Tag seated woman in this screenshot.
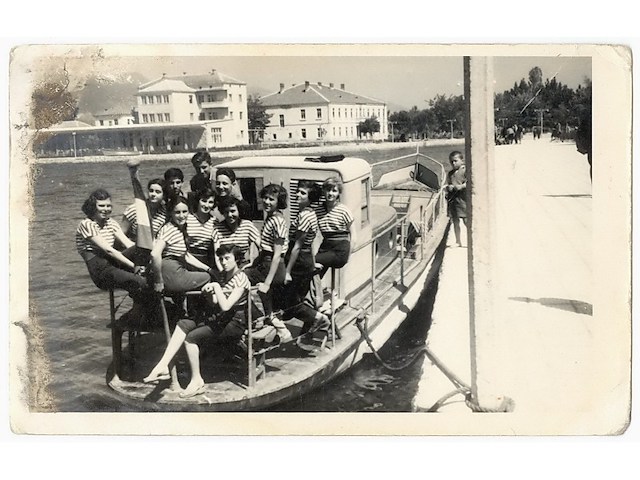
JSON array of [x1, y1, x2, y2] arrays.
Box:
[[212, 196, 260, 269], [76, 188, 148, 298], [143, 244, 251, 398], [244, 184, 292, 342], [282, 181, 330, 343], [316, 176, 357, 274], [186, 188, 217, 269], [151, 196, 212, 295], [121, 177, 167, 241]]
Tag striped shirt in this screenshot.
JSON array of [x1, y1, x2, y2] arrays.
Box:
[[318, 203, 354, 235], [219, 270, 251, 308], [186, 213, 216, 256], [122, 203, 167, 239], [213, 219, 260, 264], [289, 207, 318, 251], [260, 212, 288, 254], [75, 218, 123, 256], [156, 222, 188, 259]]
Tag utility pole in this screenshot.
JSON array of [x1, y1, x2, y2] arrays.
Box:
[[447, 119, 455, 139]]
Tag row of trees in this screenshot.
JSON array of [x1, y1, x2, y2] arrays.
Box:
[[388, 67, 592, 140]]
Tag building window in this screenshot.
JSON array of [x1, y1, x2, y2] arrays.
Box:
[[211, 127, 222, 144], [199, 113, 205, 121], [229, 94, 233, 101], [332, 108, 335, 118], [198, 95, 204, 103], [189, 95, 193, 104], [208, 113, 214, 120], [164, 95, 170, 103], [149, 114, 156, 122], [99, 120, 104, 126], [317, 108, 322, 119], [239, 94, 243, 102], [351, 126, 354, 136], [338, 108, 341, 118], [229, 111, 234, 119], [239, 112, 243, 120], [273, 133, 277, 140], [156, 95, 162, 104], [142, 114, 148, 123], [141, 96, 147, 105], [240, 130, 244, 138], [165, 113, 170, 122], [301, 128, 307, 139], [288, 132, 292, 139], [317, 128, 322, 138], [148, 96, 154, 104], [338, 127, 341, 136], [190, 113, 194, 121], [332, 127, 335, 136], [350, 108, 353, 118], [114, 119, 119, 125], [279, 115, 285, 127], [157, 115, 163, 123], [300, 109, 306, 120]]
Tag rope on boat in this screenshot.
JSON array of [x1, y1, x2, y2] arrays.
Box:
[[355, 313, 514, 413]]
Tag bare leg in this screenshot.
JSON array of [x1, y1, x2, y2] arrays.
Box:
[[452, 217, 462, 246], [143, 327, 187, 383], [181, 341, 205, 397]]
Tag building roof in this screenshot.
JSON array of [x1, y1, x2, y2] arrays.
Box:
[[218, 156, 371, 183], [260, 83, 386, 107], [93, 106, 134, 117], [137, 78, 196, 94], [167, 70, 246, 88], [51, 120, 94, 129]]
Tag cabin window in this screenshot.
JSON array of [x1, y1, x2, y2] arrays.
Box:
[[237, 177, 265, 220], [360, 179, 370, 227]]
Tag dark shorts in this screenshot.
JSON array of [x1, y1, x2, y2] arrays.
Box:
[[84, 251, 148, 295], [161, 257, 211, 293], [178, 309, 246, 347], [316, 237, 350, 269], [244, 251, 286, 286]]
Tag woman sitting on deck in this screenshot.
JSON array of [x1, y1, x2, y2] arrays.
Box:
[[186, 188, 218, 270], [143, 244, 251, 398], [76, 189, 149, 298], [282, 180, 330, 343], [121, 178, 167, 242], [212, 196, 260, 269], [315, 176, 357, 274], [150, 196, 213, 295]]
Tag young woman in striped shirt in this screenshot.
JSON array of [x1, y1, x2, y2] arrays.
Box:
[[121, 178, 167, 241], [186, 188, 217, 269], [76, 189, 148, 297], [150, 196, 212, 294], [144, 245, 251, 397], [212, 196, 260, 269], [283, 181, 330, 339], [245, 184, 292, 342], [316, 176, 357, 275]]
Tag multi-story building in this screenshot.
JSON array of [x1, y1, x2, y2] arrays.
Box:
[[135, 70, 249, 149], [93, 106, 136, 127], [260, 81, 387, 143]]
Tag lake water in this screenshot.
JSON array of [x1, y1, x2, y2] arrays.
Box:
[[28, 143, 455, 412]]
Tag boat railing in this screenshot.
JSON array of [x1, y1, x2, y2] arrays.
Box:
[[373, 146, 446, 188]]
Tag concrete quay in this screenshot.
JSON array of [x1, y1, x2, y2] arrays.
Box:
[[412, 136, 630, 434]]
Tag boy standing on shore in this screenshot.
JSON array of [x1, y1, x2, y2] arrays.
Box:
[[445, 151, 467, 247]]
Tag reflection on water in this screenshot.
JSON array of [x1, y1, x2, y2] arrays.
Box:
[[28, 145, 451, 412]]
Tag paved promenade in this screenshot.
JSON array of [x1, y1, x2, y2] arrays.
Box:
[[412, 135, 630, 434]]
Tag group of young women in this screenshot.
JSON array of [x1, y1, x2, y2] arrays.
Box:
[[75, 154, 356, 397]]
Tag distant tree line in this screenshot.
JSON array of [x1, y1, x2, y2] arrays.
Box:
[[389, 66, 592, 140]]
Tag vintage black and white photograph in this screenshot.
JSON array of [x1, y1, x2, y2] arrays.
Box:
[[8, 44, 631, 435]]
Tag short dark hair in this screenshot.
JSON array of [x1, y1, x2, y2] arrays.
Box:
[[191, 151, 212, 167], [164, 167, 184, 182], [215, 167, 236, 183], [449, 151, 464, 162], [297, 180, 322, 203], [147, 178, 165, 191], [260, 183, 288, 209], [194, 188, 216, 203], [82, 189, 110, 217], [166, 194, 189, 216], [216, 243, 243, 262], [218, 195, 250, 219]]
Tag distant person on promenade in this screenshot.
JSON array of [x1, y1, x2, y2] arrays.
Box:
[[575, 110, 592, 181], [445, 151, 467, 247]]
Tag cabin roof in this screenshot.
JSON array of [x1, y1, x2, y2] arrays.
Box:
[[219, 156, 371, 182]]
